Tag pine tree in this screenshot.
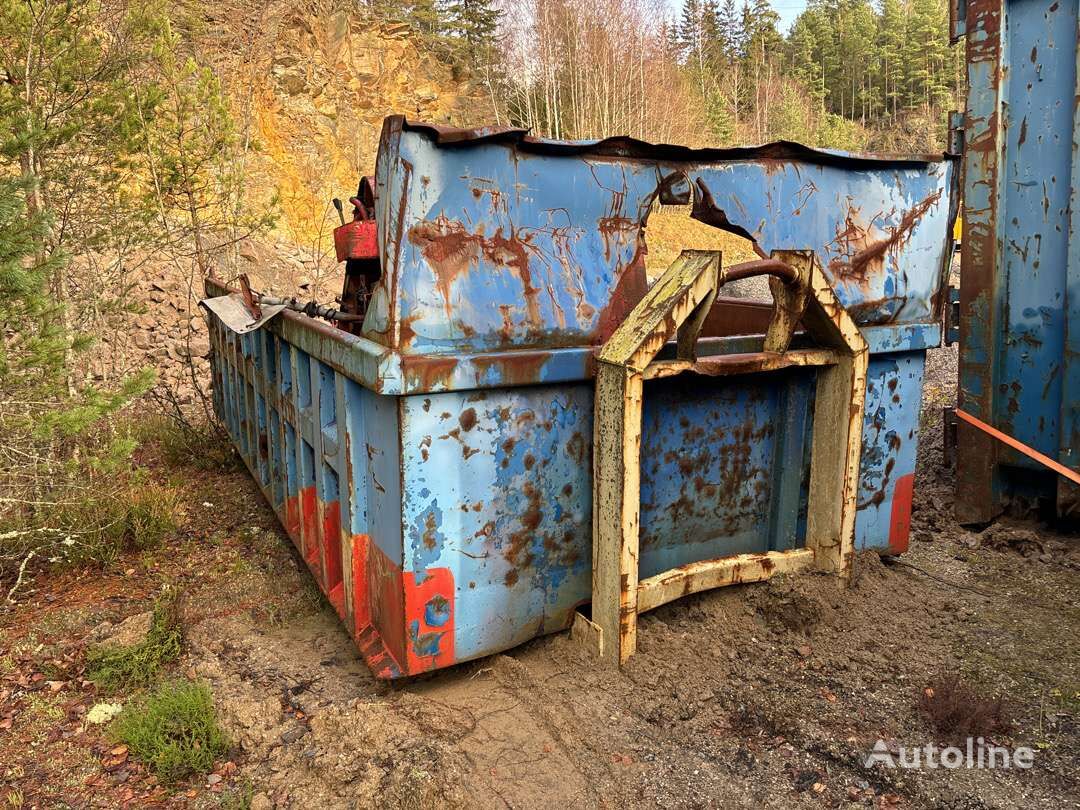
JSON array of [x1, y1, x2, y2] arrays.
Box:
[[739, 0, 754, 58], [718, 0, 743, 57], [781, 0, 957, 148], [906, 0, 949, 112], [144, 20, 274, 277], [742, 0, 780, 55], [0, 0, 163, 398], [702, 0, 723, 61], [662, 15, 682, 61], [787, 12, 826, 108], [0, 177, 68, 397], [678, 0, 703, 65], [445, 0, 501, 63], [877, 0, 906, 116], [405, 0, 442, 37]]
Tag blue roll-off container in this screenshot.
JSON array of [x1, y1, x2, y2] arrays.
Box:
[[953, 0, 1080, 521], [204, 117, 957, 678]]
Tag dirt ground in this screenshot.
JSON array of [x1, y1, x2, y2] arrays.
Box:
[[1, 342, 1078, 810]]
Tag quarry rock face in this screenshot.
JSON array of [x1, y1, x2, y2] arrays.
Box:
[[106, 5, 494, 405]]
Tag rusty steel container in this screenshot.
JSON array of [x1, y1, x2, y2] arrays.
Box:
[[204, 117, 957, 678], [953, 0, 1080, 520]]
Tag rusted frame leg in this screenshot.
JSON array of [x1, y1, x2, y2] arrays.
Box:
[[804, 351, 867, 578], [1059, 45, 1080, 520], [955, 0, 1005, 524], [773, 250, 868, 580], [587, 363, 644, 665]]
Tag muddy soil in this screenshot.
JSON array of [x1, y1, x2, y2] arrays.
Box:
[[1, 343, 1078, 809]]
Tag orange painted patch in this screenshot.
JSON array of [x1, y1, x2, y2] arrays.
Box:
[[404, 568, 455, 673], [300, 486, 319, 567], [349, 534, 407, 676], [322, 500, 343, 614], [285, 494, 301, 538], [350, 535, 371, 633], [888, 473, 915, 554]]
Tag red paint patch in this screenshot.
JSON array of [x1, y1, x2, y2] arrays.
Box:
[[328, 582, 346, 618], [284, 495, 301, 538], [322, 500, 344, 615], [404, 568, 455, 673], [350, 535, 407, 675], [888, 473, 915, 554], [300, 486, 319, 568], [351, 535, 371, 632]]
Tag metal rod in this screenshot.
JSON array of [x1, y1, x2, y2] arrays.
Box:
[[955, 409, 1080, 485], [724, 258, 800, 285], [257, 293, 365, 322]]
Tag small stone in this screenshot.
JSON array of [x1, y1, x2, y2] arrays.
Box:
[[280, 72, 307, 95], [250, 794, 272, 810], [280, 725, 308, 744], [206, 774, 222, 785], [178, 337, 211, 358]]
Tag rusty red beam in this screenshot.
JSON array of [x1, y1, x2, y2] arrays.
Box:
[[955, 409, 1080, 485]]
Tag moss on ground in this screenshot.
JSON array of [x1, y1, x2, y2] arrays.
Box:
[[86, 587, 183, 691], [110, 680, 229, 784]]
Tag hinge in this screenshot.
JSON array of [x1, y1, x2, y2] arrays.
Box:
[[946, 286, 961, 346], [948, 111, 965, 155]]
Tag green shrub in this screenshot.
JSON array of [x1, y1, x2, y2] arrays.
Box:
[[87, 588, 183, 691], [134, 412, 238, 471], [110, 680, 229, 784]]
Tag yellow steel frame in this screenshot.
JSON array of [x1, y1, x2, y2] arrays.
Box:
[[574, 249, 868, 665]]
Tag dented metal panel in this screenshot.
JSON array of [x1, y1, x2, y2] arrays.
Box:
[[369, 117, 954, 377], [956, 0, 1080, 520], [203, 116, 957, 679]]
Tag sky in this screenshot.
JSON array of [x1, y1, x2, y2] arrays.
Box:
[[664, 0, 809, 34], [769, 0, 810, 32]]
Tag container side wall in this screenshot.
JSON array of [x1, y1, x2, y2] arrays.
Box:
[[398, 386, 594, 667], [855, 352, 926, 553]]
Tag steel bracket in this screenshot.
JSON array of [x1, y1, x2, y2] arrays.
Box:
[[945, 286, 961, 346]]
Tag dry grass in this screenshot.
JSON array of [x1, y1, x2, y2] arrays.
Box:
[[644, 206, 759, 279], [919, 675, 1012, 741]]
